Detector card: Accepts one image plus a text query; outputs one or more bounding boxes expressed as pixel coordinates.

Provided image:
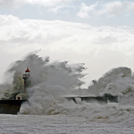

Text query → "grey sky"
[0,0,134,87]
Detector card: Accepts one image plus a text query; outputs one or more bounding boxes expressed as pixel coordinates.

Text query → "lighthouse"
[15,68,30,100]
[22,68,30,92]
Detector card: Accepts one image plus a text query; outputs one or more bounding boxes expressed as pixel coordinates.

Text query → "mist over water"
[1,52,134,123]
[1,52,86,114]
[88,67,134,105]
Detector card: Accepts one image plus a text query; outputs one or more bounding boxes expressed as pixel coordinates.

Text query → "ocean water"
[0,114,134,134]
[0,53,134,133]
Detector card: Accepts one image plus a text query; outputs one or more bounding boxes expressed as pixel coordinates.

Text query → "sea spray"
[87,67,132,95]
[1,53,134,123]
[64,103,134,124]
[87,67,134,104]
[3,53,86,114]
[60,66,134,123]
[0,83,13,99]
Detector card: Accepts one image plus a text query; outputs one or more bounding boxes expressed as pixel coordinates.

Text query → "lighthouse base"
[0,100,27,114]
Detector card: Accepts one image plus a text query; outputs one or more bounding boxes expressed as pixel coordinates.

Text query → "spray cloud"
[2,52,86,114]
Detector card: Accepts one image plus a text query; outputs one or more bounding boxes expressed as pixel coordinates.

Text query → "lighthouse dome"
[25,68,30,72]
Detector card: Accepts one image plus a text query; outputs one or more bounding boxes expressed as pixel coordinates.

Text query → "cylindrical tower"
[22,68,30,92]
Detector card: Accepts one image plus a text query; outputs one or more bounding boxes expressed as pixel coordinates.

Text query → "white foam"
[1,53,134,124]
[1,53,85,114]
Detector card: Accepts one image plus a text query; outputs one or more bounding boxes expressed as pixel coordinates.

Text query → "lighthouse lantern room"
[23,68,30,79]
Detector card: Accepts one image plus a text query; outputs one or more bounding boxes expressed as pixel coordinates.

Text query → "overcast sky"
[0,0,134,86]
